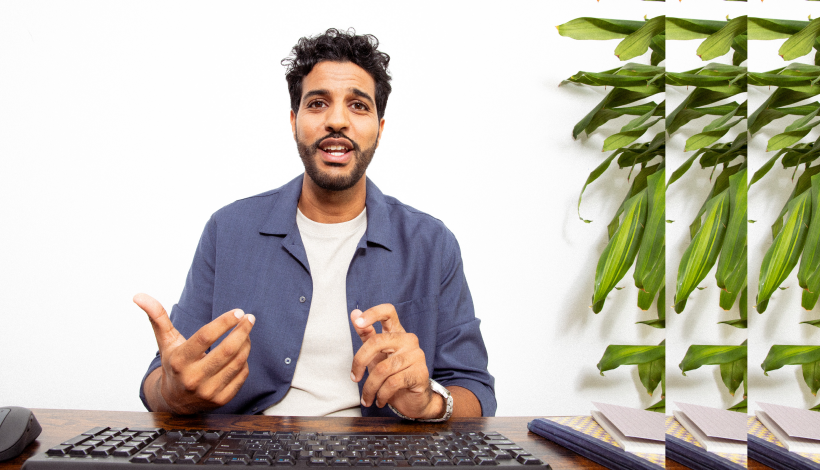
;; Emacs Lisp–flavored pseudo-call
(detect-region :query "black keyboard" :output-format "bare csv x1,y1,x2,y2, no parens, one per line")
22,427,550,469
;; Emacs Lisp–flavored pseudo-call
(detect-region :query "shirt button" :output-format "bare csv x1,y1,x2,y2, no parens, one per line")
285,357,292,365
299,296,306,303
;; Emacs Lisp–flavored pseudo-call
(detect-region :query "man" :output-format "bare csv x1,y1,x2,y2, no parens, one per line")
137,28,495,420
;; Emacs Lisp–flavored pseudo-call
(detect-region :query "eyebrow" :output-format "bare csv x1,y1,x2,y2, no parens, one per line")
302,88,375,107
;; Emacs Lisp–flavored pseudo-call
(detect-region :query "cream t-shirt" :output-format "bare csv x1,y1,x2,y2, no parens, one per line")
263,207,366,417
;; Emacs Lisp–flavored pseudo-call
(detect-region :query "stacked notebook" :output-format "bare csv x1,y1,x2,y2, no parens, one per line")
748,402,820,470
527,402,665,470
666,402,747,470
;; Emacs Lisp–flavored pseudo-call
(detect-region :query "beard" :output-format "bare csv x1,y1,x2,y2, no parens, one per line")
297,131,377,192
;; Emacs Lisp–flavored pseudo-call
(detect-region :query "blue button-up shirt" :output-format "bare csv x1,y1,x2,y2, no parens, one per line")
139,174,496,416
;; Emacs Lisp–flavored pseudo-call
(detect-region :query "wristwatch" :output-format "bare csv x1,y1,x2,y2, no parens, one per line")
388,379,453,422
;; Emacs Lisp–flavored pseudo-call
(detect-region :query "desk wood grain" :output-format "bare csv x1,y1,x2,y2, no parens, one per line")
0,410,770,469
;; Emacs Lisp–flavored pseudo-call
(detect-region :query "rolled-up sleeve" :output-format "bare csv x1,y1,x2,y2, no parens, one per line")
138,216,218,411
432,232,496,416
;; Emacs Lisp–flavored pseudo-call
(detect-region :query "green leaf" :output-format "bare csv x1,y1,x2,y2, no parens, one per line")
727,399,747,413
593,190,648,309
801,318,820,326
719,247,747,311
802,289,820,311
798,173,820,289
698,16,748,61
720,356,747,396
638,356,665,395
757,191,812,312
732,34,748,66
679,344,747,375
668,154,699,188
638,255,665,310
748,17,808,40
675,190,731,313
637,319,666,329
803,361,820,395
667,86,744,135
597,344,665,375
634,171,665,289
557,18,644,40
716,169,748,289
768,124,820,152
749,88,820,136
615,16,665,62
750,151,785,186
577,152,619,223
645,398,665,413
573,87,662,139
780,18,820,61
603,118,663,151
666,17,726,40
718,318,747,328
761,345,820,374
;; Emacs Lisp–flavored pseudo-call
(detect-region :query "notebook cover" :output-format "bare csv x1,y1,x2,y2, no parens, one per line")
665,416,747,470
527,416,663,470
748,416,820,470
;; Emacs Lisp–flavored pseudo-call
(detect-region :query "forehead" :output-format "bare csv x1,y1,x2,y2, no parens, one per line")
301,61,376,99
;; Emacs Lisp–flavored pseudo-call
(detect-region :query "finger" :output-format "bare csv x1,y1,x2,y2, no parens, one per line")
375,362,429,408
211,362,251,408
134,293,185,353
195,313,256,375
350,309,378,343
353,304,406,334
174,309,251,364
360,348,425,407
351,331,411,382
198,338,252,402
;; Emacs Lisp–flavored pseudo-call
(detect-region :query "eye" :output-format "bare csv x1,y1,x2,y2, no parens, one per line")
351,102,369,111
307,100,327,109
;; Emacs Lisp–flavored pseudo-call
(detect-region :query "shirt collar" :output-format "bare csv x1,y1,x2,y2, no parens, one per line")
259,173,394,251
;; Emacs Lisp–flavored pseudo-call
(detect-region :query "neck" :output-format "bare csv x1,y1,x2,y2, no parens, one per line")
297,173,367,223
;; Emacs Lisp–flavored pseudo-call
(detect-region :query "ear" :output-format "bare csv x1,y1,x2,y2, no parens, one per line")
290,110,297,141
376,118,385,148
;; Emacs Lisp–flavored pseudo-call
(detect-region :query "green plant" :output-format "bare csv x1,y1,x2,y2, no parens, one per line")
557,16,666,318
597,341,665,412
761,345,820,410
679,341,748,412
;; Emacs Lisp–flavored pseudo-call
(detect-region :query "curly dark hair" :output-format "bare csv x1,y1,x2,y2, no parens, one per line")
282,28,392,121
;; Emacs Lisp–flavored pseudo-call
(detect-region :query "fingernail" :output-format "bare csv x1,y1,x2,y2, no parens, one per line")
234,310,245,319
351,309,362,319
355,318,365,328
248,314,256,325
350,372,357,382
361,397,367,407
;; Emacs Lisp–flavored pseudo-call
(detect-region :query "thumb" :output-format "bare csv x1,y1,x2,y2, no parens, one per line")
350,308,378,343
133,293,185,353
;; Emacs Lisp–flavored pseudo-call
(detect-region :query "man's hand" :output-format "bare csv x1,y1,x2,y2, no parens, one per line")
349,304,445,420
135,293,255,415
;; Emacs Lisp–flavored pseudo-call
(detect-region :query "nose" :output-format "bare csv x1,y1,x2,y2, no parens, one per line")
324,102,350,133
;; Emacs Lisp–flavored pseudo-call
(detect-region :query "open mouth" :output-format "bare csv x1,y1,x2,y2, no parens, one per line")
321,144,352,157
317,138,355,162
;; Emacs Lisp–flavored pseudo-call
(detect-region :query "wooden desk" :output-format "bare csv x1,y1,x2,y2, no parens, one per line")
0,409,769,469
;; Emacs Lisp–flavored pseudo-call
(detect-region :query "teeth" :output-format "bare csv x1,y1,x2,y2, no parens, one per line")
323,145,348,152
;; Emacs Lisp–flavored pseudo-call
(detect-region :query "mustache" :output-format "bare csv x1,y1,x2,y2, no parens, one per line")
310,132,360,152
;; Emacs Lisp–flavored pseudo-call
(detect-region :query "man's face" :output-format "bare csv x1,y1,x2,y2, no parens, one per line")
291,61,385,192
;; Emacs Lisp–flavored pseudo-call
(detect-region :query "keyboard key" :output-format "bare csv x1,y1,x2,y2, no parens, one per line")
376,458,397,467
61,435,91,446
452,457,474,466
227,455,251,465
516,456,543,465
90,445,115,456
46,445,72,456
275,456,296,465
431,457,453,466
82,426,110,436
129,453,155,463
206,456,227,464
112,446,138,457
69,445,93,456
474,457,497,466
310,457,328,466
331,457,352,466
409,457,431,466
205,429,226,440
